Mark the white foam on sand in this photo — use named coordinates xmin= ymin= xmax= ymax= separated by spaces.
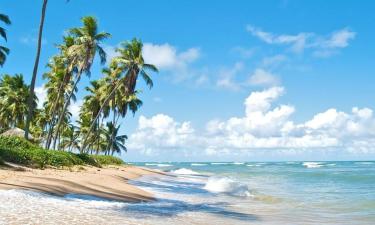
xmin=0 ymin=189 xmax=135 ymax=225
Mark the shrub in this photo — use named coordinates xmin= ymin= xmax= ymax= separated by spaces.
xmin=0 ymin=136 xmax=124 ymax=168
xmin=91 ymin=155 xmax=124 ymax=166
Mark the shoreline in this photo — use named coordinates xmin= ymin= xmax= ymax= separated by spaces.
xmin=0 ymin=164 xmax=162 ymax=202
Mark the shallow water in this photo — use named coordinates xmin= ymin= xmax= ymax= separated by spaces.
xmin=1 ymin=161 xmax=374 ymax=224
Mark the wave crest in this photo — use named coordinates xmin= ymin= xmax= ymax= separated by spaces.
xmin=303 ymin=162 xmax=323 ymax=168
xmin=171 ymin=168 xmax=200 ymax=175
xmin=203 ymin=177 xmax=251 ymax=197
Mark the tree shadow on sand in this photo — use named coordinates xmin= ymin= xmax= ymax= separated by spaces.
xmin=122 ymin=198 xmax=259 ymax=222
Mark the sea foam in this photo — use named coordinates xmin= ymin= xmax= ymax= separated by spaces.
xmin=172 ymin=168 xmax=200 ymax=175
xmin=191 ymin=163 xmax=207 ymax=166
xmin=303 ymin=162 xmax=323 ymax=168
xmin=145 ymin=163 xmax=173 ymax=167
xmin=203 ymin=177 xmax=251 ymax=197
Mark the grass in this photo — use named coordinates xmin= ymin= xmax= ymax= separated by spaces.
xmin=0 ymin=136 xmax=124 ymax=169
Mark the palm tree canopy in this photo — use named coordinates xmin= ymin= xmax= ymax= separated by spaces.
xmin=67 ymin=16 xmax=111 ymax=74
xmin=0 ymin=13 xmax=11 ymax=67
xmin=0 ymin=13 xmax=11 ymax=41
xmin=0 ymin=74 xmax=37 ymax=129
xmin=112 ymin=38 xmax=158 ymax=95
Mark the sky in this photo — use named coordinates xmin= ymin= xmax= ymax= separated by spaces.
xmin=1 ymin=0 xmax=375 ymax=162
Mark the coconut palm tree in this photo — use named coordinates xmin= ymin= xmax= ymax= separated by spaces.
xmin=80 ymin=39 xmax=157 ymax=152
xmin=103 ymin=122 xmax=127 ymax=155
xmin=43 ymin=36 xmax=76 ymax=148
xmin=0 ymin=13 xmax=11 ymax=67
xmin=52 ymin=16 xmax=110 ymax=148
xmin=59 ymin=123 xmax=79 ymax=151
xmin=25 ymin=0 xmax=48 ymax=139
xmin=0 ymin=74 xmax=37 ymax=129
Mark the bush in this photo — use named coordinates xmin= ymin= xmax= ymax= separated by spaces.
xmin=0 ymin=136 xmax=124 ymax=168
xmin=91 ymin=155 xmax=124 ymax=166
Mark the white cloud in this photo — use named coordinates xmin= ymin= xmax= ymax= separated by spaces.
xmin=68 ymin=100 xmax=83 ymax=120
xmin=216 ymin=62 xmax=244 ymax=91
xmin=35 ymin=86 xmax=47 ymax=109
xmin=261 ymin=54 xmax=288 ymax=68
xmin=142 ymin=43 xmax=200 ymax=70
xmin=128 ymin=114 xmax=196 ymax=155
xmin=246 ymin=25 xmax=310 ymax=53
xmin=103 ymin=43 xmax=201 ymax=83
xmin=247 ymin=25 xmax=356 ymax=56
xmin=323 ymin=28 xmax=356 ymax=48
xmin=128 ymin=87 xmax=375 ymax=158
xmin=248 ymin=69 xmax=280 ymax=87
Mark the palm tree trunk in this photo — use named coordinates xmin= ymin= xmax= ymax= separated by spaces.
xmin=105 ymin=96 xmax=116 ymax=152
xmin=25 ymin=0 xmax=48 ymax=140
xmin=45 ymin=69 xmax=71 ymax=149
xmin=52 ymin=71 xmax=82 ymax=149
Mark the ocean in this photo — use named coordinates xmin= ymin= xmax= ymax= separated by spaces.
xmin=1 ymin=161 xmax=374 ymax=225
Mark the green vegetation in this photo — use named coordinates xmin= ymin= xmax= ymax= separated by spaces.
xmin=0 ymin=13 xmax=158 ymax=159
xmin=0 ymin=136 xmax=124 ymax=168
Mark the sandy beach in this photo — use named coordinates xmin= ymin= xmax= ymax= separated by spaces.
xmin=0 ymin=164 xmax=163 ymax=202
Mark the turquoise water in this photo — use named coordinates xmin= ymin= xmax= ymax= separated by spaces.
xmin=130 ymin=161 xmax=375 ymax=224
xmin=0 ymin=161 xmax=374 ymax=224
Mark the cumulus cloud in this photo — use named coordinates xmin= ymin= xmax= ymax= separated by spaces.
xmin=128 ymin=114 xmax=196 ymax=155
xmin=142 ymin=43 xmax=200 ymax=70
xmin=246 ymin=25 xmax=356 ymax=56
xmin=128 ymin=87 xmax=375 ymax=158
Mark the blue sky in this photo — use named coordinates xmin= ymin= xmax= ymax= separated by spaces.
xmin=2 ymin=0 xmax=375 ymax=161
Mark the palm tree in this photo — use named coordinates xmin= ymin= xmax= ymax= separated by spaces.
xmin=59 ymin=123 xmax=79 ymax=151
xmin=43 ymin=38 xmax=76 ymax=149
xmin=103 ymin=122 xmax=127 ymax=155
xmin=0 ymin=13 xmax=11 ymax=67
xmin=25 ymin=0 xmax=48 ymax=139
xmin=0 ymin=74 xmax=37 ymax=129
xmin=80 ymin=39 xmax=157 ymax=152
xmin=52 ymin=16 xmax=110 ymax=148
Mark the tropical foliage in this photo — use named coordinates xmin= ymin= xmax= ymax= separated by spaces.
xmin=0 ymin=74 xmax=37 ymax=129
xmin=0 ymin=15 xmax=157 ymax=159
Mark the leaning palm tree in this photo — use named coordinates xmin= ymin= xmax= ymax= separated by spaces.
xmin=52 ymin=16 xmax=110 ymax=148
xmin=0 ymin=13 xmax=11 ymax=67
xmin=44 ymin=36 xmax=75 ymax=149
xmin=25 ymin=0 xmax=48 ymax=139
xmin=80 ymin=39 xmax=157 ymax=152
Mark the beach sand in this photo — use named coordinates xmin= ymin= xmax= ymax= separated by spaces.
xmin=0 ymin=164 xmax=163 ymax=202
